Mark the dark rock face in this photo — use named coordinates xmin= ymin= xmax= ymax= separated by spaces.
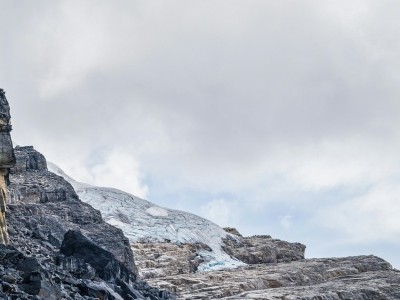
xmin=9 ymin=164 xmax=77 ymax=204
xmin=3 ymin=146 xmax=174 ymax=299
xmin=11 ymin=146 xmax=47 ymax=174
xmin=0 ymin=239 xmax=172 ymax=300
xmin=8 ymin=146 xmax=134 ymax=268
xmin=0 ymin=88 xmax=15 ymax=169
xmin=0 ymin=88 xmax=15 ymax=245
xmin=60 ymin=230 xmax=133 ymax=283
xmin=0 ymin=89 xmax=11 ymax=123
xmin=0 ymin=244 xmax=66 ymax=299
xmin=223 ymin=233 xmax=306 ymax=264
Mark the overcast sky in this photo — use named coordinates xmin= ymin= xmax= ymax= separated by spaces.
xmin=1 ymin=0 xmax=400 ymax=268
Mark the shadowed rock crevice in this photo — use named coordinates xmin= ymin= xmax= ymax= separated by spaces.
xmin=60 ymin=230 xmax=134 ymax=283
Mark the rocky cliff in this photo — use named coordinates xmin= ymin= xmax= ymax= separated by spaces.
xmin=0 ymin=88 xmax=15 ymax=245
xmin=1 ymin=145 xmax=174 ymax=298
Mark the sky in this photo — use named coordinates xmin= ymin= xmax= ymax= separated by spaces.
xmin=1 ymin=1 xmax=399 ymax=268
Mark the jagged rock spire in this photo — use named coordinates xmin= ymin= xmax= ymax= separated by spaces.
xmin=0 ymin=88 xmax=15 ymax=244
xmin=0 ymin=89 xmax=11 ymax=123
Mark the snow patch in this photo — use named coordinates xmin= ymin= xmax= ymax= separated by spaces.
xmin=146 ymin=206 xmax=169 ymax=217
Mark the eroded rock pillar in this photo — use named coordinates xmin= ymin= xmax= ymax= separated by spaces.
xmin=0 ymin=88 xmax=16 ymax=244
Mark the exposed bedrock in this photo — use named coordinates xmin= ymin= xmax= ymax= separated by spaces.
xmin=132 ymin=231 xmax=306 ymax=281
xmin=11 ymin=146 xmax=47 ymax=174
xmin=132 ymin=242 xmax=210 ymax=279
xmin=148 ymin=255 xmax=399 ymax=299
xmin=7 ymin=146 xmax=135 ymax=270
xmin=3 ymin=145 xmax=174 ymax=299
xmin=222 ymin=229 xmax=306 ymax=264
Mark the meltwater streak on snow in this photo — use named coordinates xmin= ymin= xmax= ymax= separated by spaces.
xmin=48 ymin=162 xmax=245 ymax=271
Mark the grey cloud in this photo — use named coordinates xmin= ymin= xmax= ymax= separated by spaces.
xmin=1 ymin=0 xmax=400 ymax=267
xmin=1 ymin=0 xmax=399 ymax=182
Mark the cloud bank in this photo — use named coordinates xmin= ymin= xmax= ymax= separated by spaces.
xmin=1 ymin=0 xmax=400 ymax=267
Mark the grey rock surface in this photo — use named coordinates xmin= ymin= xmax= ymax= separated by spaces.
xmin=132 ymin=242 xmax=210 ymax=279
xmin=148 ymin=255 xmax=400 ymax=299
xmin=132 ymin=231 xmax=306 ymax=280
xmin=222 ymin=233 xmax=306 ymax=264
xmin=10 ymin=146 xmax=47 ymax=174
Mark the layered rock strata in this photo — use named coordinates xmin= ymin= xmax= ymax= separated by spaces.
xmin=132 ymin=242 xmax=209 ymax=279
xmin=148 ymin=255 xmax=400 ymax=299
xmin=131 ymin=229 xmax=305 ymax=280
xmin=0 ymin=88 xmax=15 ymax=244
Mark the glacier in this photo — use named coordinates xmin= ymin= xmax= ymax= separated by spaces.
xmin=48 ymin=162 xmax=245 ymax=272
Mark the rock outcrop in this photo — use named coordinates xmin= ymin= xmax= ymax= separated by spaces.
xmin=0 ymin=88 xmax=15 ymax=245
xmin=223 ymin=227 xmax=242 ymax=237
xmin=148 ymin=255 xmax=400 ymax=299
xmin=8 ymin=146 xmax=135 ymax=269
xmin=222 ymin=232 xmax=306 ymax=264
xmin=3 ymin=145 xmax=174 ymax=299
xmin=132 ymin=242 xmax=209 ymax=279
xmin=131 ymin=233 xmax=306 ymax=280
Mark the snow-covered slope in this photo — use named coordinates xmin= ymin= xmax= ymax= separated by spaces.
xmin=48 ymin=162 xmax=245 ymax=271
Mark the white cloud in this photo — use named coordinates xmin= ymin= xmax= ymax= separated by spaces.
xmin=274 ymin=136 xmax=400 ymax=191
xmin=87 ymin=149 xmax=148 ymax=198
xmin=319 ymin=181 xmax=400 ymax=243
xmin=200 ymin=198 xmax=238 ymax=228
xmin=280 ymin=215 xmax=292 ymax=229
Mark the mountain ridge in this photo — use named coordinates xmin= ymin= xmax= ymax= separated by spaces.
xmin=45 ymin=151 xmax=400 ymax=299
